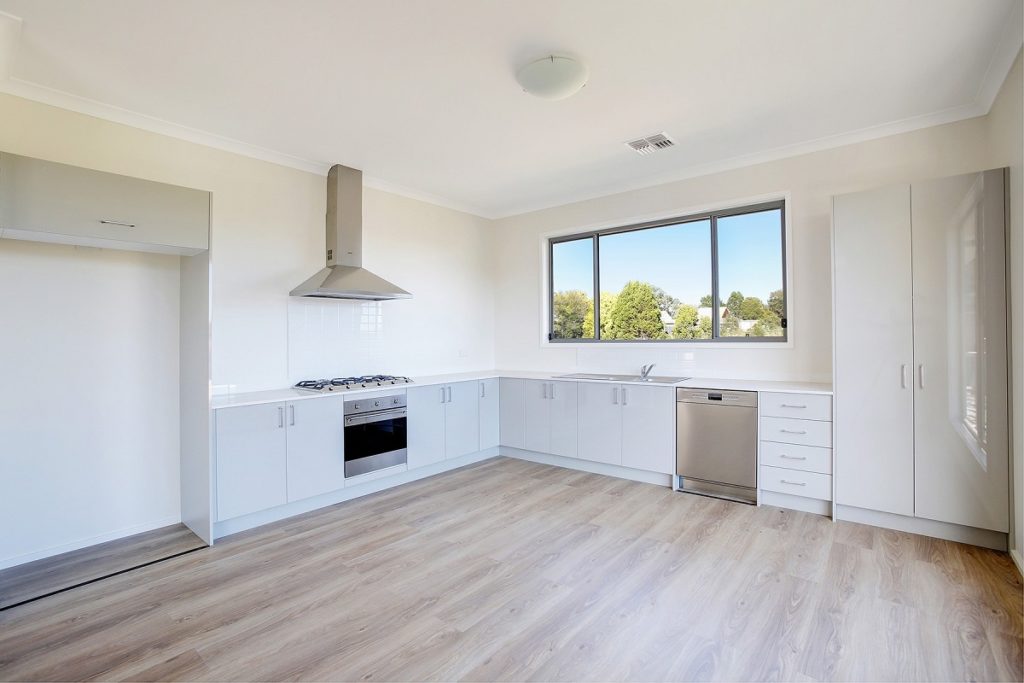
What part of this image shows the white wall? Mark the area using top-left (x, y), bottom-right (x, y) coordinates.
top-left (492, 106), bottom-right (997, 383)
top-left (987, 50), bottom-right (1023, 564)
top-left (0, 241), bottom-right (181, 567)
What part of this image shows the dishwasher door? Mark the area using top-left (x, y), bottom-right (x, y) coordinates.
top-left (676, 389), bottom-right (757, 503)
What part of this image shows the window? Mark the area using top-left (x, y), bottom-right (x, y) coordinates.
top-left (548, 201), bottom-right (786, 342)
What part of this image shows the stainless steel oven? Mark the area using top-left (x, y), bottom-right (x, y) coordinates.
top-left (343, 393), bottom-right (408, 477)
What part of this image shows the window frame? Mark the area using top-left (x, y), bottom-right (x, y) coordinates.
top-left (547, 199), bottom-right (788, 344)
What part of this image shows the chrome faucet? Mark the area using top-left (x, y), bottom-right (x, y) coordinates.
top-left (640, 363), bottom-right (656, 379)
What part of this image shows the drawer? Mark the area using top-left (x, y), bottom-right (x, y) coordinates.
top-left (760, 392), bottom-right (832, 421)
top-left (759, 441), bottom-right (832, 474)
top-left (759, 416), bottom-right (832, 448)
top-left (760, 465), bottom-right (832, 501)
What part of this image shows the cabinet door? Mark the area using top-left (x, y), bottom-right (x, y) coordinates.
top-left (215, 403), bottom-right (287, 520)
top-left (285, 396), bottom-right (346, 502)
top-left (479, 379), bottom-right (500, 450)
top-left (0, 152), bottom-right (210, 254)
top-left (548, 381), bottom-right (578, 458)
top-left (577, 382), bottom-right (622, 465)
top-left (621, 385), bottom-right (675, 473)
top-left (524, 380), bottom-right (552, 453)
top-left (407, 385), bottom-right (446, 469)
top-left (445, 381), bottom-right (480, 459)
top-left (833, 185), bottom-right (915, 516)
top-left (912, 170), bottom-right (1009, 532)
top-left (499, 378), bottom-right (527, 449)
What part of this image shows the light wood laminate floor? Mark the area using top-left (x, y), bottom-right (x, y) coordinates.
top-left (0, 457), bottom-right (1020, 682)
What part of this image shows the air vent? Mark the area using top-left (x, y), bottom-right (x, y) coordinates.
top-left (625, 132), bottom-right (675, 156)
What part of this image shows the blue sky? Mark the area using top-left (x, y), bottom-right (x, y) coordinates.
top-left (552, 209), bottom-right (783, 306)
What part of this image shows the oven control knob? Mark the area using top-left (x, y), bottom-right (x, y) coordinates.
top-left (393, 398), bottom-right (400, 405)
top-left (353, 403), bottom-right (360, 410)
top-left (374, 400), bottom-right (381, 407)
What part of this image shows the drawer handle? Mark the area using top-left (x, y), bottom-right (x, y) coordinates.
top-left (779, 429), bottom-right (807, 435)
top-left (780, 479), bottom-right (807, 486)
top-left (780, 454), bottom-right (807, 460)
top-left (100, 219), bottom-right (136, 228)
top-left (780, 403), bottom-right (807, 409)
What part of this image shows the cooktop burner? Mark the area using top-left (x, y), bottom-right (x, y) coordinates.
top-left (294, 375), bottom-right (414, 392)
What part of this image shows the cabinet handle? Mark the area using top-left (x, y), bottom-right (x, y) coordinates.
top-left (289, 405), bottom-right (295, 426)
top-left (900, 364), bottom-right (908, 389)
top-left (440, 387), bottom-right (445, 403)
top-left (480, 383), bottom-right (485, 399)
top-left (779, 429), bottom-right (807, 435)
top-left (446, 386), bottom-right (452, 403)
top-left (542, 383), bottom-right (548, 400)
top-left (780, 479), bottom-right (807, 486)
top-left (277, 406), bottom-right (284, 428)
top-left (780, 404), bottom-right (807, 409)
top-left (549, 383), bottom-right (555, 400)
top-left (622, 387), bottom-right (628, 406)
top-left (918, 364), bottom-right (925, 389)
top-left (612, 387), bottom-right (619, 405)
top-left (99, 219), bottom-right (136, 228)
top-left (780, 454), bottom-right (807, 460)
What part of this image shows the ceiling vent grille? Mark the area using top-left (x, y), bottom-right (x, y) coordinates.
top-left (626, 132), bottom-right (675, 155)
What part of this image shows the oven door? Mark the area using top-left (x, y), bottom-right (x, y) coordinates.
top-left (344, 408), bottom-right (408, 477)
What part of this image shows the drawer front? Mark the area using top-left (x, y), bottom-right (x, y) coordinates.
top-left (759, 441), bottom-right (832, 474)
top-left (759, 416), bottom-right (832, 448)
top-left (760, 392), bottom-right (832, 421)
top-left (760, 465), bottom-right (832, 501)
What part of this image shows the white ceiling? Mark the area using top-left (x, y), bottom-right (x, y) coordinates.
top-left (0, 0), bottom-right (1020, 218)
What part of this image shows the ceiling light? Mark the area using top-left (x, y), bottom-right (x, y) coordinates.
top-left (516, 55), bottom-right (588, 100)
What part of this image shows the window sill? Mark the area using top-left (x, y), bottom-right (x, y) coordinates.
top-left (542, 339), bottom-right (794, 350)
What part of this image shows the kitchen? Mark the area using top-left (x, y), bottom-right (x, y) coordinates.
top-left (0, 1), bottom-right (1022, 681)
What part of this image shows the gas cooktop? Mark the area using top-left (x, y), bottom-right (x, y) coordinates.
top-left (294, 375), bottom-right (414, 393)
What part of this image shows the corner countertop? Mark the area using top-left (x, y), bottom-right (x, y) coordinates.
top-left (211, 370), bottom-right (831, 409)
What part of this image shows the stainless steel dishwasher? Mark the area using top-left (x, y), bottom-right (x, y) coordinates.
top-left (676, 388), bottom-right (758, 504)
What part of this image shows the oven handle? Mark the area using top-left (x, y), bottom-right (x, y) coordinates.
top-left (345, 408), bottom-right (407, 427)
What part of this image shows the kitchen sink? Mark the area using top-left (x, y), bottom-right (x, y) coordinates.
top-left (555, 373), bottom-right (689, 384)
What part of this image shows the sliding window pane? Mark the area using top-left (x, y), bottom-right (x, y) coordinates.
top-left (551, 237), bottom-right (595, 339)
top-left (598, 220), bottom-right (712, 340)
top-left (717, 208), bottom-right (785, 338)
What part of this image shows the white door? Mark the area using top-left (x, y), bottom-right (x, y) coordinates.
top-left (833, 184), bottom-right (915, 516)
top-left (479, 378), bottom-right (500, 450)
top-left (621, 385), bottom-right (675, 473)
top-left (285, 396), bottom-right (346, 502)
top-left (912, 170), bottom-right (1009, 531)
top-left (499, 378), bottom-right (527, 449)
top-left (215, 403), bottom-right (287, 520)
top-left (548, 381), bottom-right (578, 458)
top-left (407, 385), bottom-right (446, 469)
top-left (524, 380), bottom-right (551, 454)
top-left (445, 381), bottom-right (481, 459)
top-left (578, 382), bottom-right (622, 465)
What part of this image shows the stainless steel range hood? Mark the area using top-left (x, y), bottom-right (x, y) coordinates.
top-left (290, 165), bottom-right (411, 300)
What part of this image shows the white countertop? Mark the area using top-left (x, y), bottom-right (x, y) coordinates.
top-left (211, 370), bottom-right (831, 409)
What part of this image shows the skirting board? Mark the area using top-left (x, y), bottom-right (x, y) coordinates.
top-left (212, 448), bottom-right (499, 540)
top-left (1011, 548), bottom-right (1023, 576)
top-left (499, 447), bottom-right (673, 487)
top-left (760, 490), bottom-right (832, 517)
top-left (835, 504), bottom-right (1008, 551)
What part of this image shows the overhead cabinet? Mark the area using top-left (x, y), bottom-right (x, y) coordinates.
top-left (0, 152), bottom-right (210, 255)
top-left (832, 169), bottom-right (1009, 533)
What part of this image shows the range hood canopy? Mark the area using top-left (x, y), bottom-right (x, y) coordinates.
top-left (290, 165), bottom-right (411, 300)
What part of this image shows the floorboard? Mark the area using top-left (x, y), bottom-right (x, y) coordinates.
top-left (0, 457), bottom-right (1019, 682)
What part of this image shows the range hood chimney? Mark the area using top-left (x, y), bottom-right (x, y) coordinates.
top-left (290, 165), bottom-right (411, 300)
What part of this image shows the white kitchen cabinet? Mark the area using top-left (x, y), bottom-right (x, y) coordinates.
top-left (407, 385), bottom-right (447, 469)
top-left (215, 403), bottom-right (287, 520)
top-left (578, 382), bottom-right (623, 466)
top-left (524, 380), bottom-right (578, 458)
top-left (444, 381), bottom-right (480, 459)
top-left (479, 379), bottom-right (499, 450)
top-left (833, 184), bottom-right (915, 517)
top-left (285, 396), bottom-right (346, 502)
top-left (0, 152), bottom-right (210, 255)
top-left (832, 169), bottom-right (1009, 532)
top-left (620, 385), bottom-right (674, 474)
top-left (499, 378), bottom-right (527, 449)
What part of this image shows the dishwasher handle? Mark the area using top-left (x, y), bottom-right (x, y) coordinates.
top-left (676, 388), bottom-right (757, 407)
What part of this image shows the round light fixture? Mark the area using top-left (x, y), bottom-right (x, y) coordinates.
top-left (516, 55), bottom-right (588, 100)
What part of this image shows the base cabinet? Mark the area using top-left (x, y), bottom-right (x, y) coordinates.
top-left (479, 379), bottom-right (499, 450)
top-left (523, 380), bottom-right (578, 457)
top-left (215, 403), bottom-right (287, 521)
top-left (286, 396), bottom-right (346, 502)
top-left (499, 378), bottom-right (527, 449)
top-left (620, 385), bottom-right (674, 473)
top-left (578, 382), bottom-right (623, 465)
top-left (408, 381), bottom-right (481, 469)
